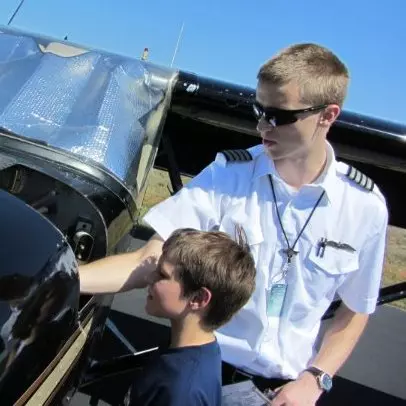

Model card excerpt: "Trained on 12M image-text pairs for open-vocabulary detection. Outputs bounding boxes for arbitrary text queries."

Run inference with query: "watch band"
[306,366,324,376]
[304,366,333,392]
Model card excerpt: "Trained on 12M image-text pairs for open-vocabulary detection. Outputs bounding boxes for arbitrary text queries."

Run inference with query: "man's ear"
[320,104,341,127]
[189,287,212,310]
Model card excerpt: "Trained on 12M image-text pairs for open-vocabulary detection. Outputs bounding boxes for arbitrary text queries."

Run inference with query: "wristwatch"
[304,366,333,392]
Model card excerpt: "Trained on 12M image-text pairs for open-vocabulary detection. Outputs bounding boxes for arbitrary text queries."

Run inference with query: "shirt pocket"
[307,244,359,274]
[218,211,264,292]
[302,243,359,304]
[218,209,264,248]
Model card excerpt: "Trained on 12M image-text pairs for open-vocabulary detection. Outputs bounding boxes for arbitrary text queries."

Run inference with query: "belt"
[222,362,291,392]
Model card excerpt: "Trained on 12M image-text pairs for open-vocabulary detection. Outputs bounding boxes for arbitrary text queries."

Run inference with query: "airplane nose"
[0,189,80,405]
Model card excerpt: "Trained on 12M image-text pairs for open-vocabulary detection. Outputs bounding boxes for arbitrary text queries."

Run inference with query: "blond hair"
[257,43,349,107]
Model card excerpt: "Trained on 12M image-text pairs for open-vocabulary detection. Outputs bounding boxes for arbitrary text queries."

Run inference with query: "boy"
[126,227,256,406]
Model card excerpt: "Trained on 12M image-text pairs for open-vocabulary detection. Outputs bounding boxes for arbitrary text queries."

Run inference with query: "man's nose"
[256,117,275,133]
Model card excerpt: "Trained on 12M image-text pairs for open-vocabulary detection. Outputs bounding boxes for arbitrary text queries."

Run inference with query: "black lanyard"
[268,175,325,266]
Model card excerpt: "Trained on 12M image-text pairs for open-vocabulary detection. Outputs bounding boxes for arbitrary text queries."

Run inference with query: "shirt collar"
[312,142,338,202]
[252,142,338,202]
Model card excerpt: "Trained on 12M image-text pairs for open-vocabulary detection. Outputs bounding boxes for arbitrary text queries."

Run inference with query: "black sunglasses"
[252,102,328,126]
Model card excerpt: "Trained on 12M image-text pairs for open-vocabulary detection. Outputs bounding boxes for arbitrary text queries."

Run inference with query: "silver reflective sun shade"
[0,28,178,195]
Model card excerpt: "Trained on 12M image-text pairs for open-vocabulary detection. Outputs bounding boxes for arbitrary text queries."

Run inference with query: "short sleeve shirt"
[127,340,222,406]
[143,143,388,380]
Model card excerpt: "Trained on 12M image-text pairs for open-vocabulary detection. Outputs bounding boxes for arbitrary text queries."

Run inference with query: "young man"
[80,43,388,406]
[124,227,256,406]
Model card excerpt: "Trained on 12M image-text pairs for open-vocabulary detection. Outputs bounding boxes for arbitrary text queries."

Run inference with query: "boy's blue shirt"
[127,339,222,406]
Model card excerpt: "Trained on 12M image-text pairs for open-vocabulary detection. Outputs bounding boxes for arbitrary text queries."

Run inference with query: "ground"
[139,168,406,311]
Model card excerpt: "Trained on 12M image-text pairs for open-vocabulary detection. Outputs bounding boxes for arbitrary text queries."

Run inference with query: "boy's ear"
[189,287,212,310]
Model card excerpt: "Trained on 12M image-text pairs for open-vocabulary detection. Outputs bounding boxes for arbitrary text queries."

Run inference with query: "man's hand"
[79,233,164,294]
[271,372,323,406]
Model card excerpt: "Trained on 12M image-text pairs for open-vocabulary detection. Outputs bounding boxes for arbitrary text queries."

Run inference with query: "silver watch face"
[320,373,333,391]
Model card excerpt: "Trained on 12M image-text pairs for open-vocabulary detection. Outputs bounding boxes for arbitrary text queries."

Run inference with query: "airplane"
[0,25,405,405]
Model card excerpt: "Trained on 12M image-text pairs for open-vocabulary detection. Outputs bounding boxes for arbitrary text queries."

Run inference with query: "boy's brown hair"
[257,43,349,107]
[161,227,256,330]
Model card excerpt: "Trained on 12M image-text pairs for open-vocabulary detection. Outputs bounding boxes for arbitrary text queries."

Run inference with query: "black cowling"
[0,189,80,404]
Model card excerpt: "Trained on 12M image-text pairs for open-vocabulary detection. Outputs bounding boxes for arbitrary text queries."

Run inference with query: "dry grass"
[383,227,406,310]
[139,168,405,311]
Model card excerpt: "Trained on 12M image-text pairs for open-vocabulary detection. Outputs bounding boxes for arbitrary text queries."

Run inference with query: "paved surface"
[70,235,406,405]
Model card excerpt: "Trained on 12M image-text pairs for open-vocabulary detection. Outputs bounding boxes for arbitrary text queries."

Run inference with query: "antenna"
[170,21,185,67]
[7,0,26,25]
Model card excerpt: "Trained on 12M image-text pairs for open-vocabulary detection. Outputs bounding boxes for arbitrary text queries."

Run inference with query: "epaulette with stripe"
[346,165,374,191]
[220,149,253,162]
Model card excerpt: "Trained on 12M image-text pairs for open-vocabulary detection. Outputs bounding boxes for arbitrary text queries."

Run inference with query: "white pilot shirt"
[143,142,388,380]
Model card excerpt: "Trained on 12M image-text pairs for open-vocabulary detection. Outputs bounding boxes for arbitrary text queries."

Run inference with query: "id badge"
[266,283,287,318]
